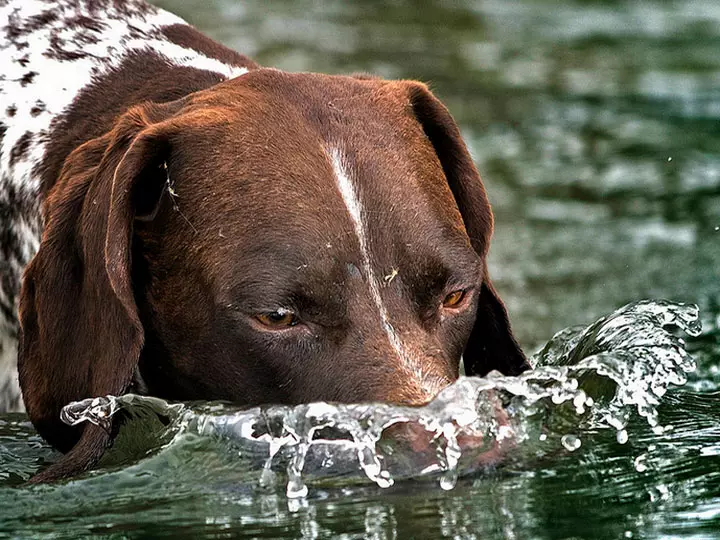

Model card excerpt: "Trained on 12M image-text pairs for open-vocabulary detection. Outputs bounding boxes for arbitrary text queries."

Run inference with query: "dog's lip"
[381,416,513,467]
[379,388,514,470]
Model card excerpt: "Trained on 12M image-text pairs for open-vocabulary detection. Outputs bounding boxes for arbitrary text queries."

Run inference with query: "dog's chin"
[378,397,513,472]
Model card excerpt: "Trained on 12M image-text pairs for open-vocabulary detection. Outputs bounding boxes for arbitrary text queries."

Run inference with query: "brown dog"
[0,0,528,481]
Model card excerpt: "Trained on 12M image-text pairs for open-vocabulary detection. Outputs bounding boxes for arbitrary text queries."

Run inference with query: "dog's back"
[0,0,254,411]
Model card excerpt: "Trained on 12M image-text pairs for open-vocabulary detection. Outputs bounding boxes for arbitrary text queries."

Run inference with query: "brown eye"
[442,290,467,309]
[255,310,299,329]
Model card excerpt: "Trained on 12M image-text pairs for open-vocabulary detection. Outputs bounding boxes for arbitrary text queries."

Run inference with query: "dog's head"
[18,70,528,480]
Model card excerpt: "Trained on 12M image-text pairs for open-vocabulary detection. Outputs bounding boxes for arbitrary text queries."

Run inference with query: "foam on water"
[61,300,700,498]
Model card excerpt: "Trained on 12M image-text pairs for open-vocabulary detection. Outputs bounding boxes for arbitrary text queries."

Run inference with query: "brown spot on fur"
[9,131,32,166]
[25,11,60,31]
[46,35,87,62]
[20,71,37,87]
[74,31,102,46]
[4,20,22,41]
[65,14,108,33]
[6,105,17,118]
[30,101,46,117]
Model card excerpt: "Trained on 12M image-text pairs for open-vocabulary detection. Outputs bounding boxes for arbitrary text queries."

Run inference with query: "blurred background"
[157,0,720,378]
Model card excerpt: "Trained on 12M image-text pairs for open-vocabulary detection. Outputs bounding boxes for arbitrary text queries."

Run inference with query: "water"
[2,0,720,537]
[1,300,717,537]
[54,301,704,497]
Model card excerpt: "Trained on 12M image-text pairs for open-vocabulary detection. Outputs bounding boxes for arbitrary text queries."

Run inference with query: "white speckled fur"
[0,0,249,412]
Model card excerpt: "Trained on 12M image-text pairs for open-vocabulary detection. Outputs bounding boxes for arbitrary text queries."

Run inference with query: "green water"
[2,0,720,537]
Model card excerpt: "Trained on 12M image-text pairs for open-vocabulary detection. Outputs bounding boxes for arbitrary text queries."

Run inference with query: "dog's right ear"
[18,100,184,482]
[403,82,530,377]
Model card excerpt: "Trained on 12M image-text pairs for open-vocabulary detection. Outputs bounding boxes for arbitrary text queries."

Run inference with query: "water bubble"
[655,484,670,501]
[440,472,458,491]
[561,434,581,451]
[438,422,461,491]
[286,476,309,499]
[573,391,588,414]
[634,454,648,472]
[616,429,629,444]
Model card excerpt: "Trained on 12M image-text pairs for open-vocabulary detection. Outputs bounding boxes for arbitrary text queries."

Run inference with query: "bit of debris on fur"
[163,161,198,234]
[384,268,398,285]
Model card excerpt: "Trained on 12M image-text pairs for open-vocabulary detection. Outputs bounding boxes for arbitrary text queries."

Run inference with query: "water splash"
[60,300,699,498]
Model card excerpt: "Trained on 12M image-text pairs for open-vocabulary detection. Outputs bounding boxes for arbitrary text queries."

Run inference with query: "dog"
[0,0,529,482]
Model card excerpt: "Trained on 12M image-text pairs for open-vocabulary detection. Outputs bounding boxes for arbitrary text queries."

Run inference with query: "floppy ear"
[406,83,530,377]
[18,102,179,482]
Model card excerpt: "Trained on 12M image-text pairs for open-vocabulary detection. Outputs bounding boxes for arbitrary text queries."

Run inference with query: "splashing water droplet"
[437,422,461,491]
[561,434,581,451]
[286,449,309,500]
[357,444,394,488]
[573,391,588,414]
[439,472,458,491]
[56,299,700,499]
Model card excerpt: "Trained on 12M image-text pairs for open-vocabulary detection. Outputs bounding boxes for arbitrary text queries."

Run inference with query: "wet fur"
[0,0,528,482]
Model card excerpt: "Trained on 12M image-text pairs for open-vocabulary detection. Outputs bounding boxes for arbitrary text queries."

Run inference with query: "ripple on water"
[60,299,701,498]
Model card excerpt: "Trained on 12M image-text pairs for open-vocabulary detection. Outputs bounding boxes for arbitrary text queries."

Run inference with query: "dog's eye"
[255,309,299,329]
[442,290,467,309]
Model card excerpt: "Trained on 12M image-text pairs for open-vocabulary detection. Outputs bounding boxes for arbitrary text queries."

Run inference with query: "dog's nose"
[382,371,455,407]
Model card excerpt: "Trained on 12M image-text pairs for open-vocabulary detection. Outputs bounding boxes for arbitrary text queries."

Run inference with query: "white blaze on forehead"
[327,146,428,384]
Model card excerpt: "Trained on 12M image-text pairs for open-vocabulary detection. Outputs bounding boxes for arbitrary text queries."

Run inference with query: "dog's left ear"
[18,101,183,482]
[405,82,530,376]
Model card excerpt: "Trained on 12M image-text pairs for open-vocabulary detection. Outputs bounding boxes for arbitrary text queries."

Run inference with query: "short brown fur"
[18,30,528,483]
